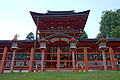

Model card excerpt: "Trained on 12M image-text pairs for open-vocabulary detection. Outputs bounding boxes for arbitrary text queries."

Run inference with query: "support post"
[72,49,75,71]
[102,51,107,71]
[10,51,16,73]
[34,17,39,52]
[109,48,116,71]
[29,48,34,72]
[41,50,45,72]
[57,47,60,72]
[84,48,88,72]
[0,47,8,74]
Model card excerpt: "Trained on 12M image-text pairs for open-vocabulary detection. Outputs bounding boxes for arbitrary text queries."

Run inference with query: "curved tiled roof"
[30,10,90,16]
[44,32,78,39]
[0,38,119,45]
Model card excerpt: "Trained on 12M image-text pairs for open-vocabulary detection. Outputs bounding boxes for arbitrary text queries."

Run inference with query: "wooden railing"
[0,51,120,73]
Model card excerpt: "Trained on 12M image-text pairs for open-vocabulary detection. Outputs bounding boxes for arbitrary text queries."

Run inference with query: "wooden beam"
[0,47,8,74]
[34,17,39,52]
[84,48,88,72]
[109,48,116,71]
[57,47,60,72]
[29,48,34,72]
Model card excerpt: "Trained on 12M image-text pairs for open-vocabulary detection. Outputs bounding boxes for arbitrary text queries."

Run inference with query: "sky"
[0,0,120,40]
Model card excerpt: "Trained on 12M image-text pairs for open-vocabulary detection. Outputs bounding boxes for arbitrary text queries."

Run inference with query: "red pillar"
[29,48,34,72]
[57,47,60,72]
[0,47,8,74]
[10,51,16,73]
[41,50,45,72]
[72,49,75,71]
[102,51,108,71]
[109,48,116,71]
[84,48,88,72]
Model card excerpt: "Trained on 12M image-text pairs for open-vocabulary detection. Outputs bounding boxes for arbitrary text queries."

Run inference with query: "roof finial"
[14,34,19,39]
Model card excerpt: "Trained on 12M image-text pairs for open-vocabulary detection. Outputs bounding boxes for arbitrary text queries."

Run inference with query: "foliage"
[110,26,120,38]
[26,32,34,40]
[80,31,88,39]
[97,33,104,38]
[97,9,120,38]
[0,71,120,80]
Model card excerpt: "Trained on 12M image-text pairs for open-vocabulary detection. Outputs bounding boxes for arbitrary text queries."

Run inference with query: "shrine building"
[0,10,120,73]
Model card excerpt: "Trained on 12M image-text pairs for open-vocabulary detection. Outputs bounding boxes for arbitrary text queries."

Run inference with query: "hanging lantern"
[99,42,106,49]
[96,37,108,51]
[38,30,41,34]
[40,42,46,49]
[10,38,20,51]
[11,43,19,50]
[38,38,48,51]
[69,37,78,50]
[70,42,76,49]
[79,29,83,34]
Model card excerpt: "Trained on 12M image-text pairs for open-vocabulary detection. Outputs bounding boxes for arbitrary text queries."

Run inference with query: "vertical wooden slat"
[29,48,34,72]
[84,48,88,72]
[109,48,116,71]
[57,47,60,72]
[0,47,8,74]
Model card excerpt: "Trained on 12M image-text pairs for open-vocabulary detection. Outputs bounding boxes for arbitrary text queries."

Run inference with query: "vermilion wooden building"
[0,10,120,73]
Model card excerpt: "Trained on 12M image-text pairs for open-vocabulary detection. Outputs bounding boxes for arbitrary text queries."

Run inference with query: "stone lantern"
[38,38,48,72]
[69,37,78,71]
[10,37,20,73]
[97,37,108,71]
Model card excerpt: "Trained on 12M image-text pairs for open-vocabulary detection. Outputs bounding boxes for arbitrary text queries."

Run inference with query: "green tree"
[97,33,104,38]
[26,32,34,40]
[80,31,88,39]
[97,9,120,38]
[110,26,120,38]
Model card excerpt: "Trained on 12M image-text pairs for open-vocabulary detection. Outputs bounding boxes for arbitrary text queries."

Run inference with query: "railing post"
[84,48,88,72]
[57,47,60,72]
[0,47,8,74]
[29,48,34,72]
[109,48,116,71]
